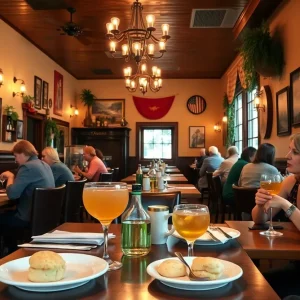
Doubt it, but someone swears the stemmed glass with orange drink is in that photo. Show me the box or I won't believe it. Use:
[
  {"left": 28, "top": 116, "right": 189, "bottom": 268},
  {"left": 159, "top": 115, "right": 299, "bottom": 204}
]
[
  {"left": 260, "top": 174, "right": 283, "bottom": 237},
  {"left": 83, "top": 182, "right": 129, "bottom": 270},
  {"left": 173, "top": 204, "right": 210, "bottom": 256}
]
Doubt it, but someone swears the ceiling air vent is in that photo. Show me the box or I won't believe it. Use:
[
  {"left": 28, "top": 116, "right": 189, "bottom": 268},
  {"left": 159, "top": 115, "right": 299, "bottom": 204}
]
[
  {"left": 92, "top": 69, "right": 113, "bottom": 75},
  {"left": 190, "top": 8, "right": 244, "bottom": 28},
  {"left": 25, "top": 0, "right": 68, "bottom": 10}
]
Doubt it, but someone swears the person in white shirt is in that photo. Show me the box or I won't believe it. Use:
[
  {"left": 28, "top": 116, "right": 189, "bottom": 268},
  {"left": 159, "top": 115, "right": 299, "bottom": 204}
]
[{"left": 213, "top": 146, "right": 239, "bottom": 184}]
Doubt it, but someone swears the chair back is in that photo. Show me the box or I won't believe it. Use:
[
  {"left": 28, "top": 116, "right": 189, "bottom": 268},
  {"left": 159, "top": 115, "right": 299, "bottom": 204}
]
[
  {"left": 31, "top": 185, "right": 66, "bottom": 236},
  {"left": 112, "top": 167, "right": 120, "bottom": 182},
  {"left": 99, "top": 172, "right": 113, "bottom": 182},
  {"left": 212, "top": 175, "right": 223, "bottom": 202},
  {"left": 232, "top": 184, "right": 257, "bottom": 220},
  {"left": 206, "top": 171, "right": 217, "bottom": 204},
  {"left": 64, "top": 178, "right": 87, "bottom": 222}
]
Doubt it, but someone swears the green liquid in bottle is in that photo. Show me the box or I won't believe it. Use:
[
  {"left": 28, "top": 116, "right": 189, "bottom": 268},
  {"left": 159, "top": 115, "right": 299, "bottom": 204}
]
[{"left": 121, "top": 220, "right": 151, "bottom": 256}]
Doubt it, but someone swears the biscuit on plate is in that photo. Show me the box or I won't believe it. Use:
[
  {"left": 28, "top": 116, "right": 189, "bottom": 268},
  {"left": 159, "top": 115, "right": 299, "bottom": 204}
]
[
  {"left": 28, "top": 251, "right": 66, "bottom": 282},
  {"left": 157, "top": 259, "right": 186, "bottom": 278},
  {"left": 191, "top": 257, "right": 224, "bottom": 280}
]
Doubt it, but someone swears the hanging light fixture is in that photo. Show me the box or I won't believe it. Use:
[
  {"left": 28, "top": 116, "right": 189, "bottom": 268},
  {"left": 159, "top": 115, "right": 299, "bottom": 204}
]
[
  {"left": 124, "top": 63, "right": 162, "bottom": 94},
  {"left": 106, "top": 0, "right": 170, "bottom": 64}
]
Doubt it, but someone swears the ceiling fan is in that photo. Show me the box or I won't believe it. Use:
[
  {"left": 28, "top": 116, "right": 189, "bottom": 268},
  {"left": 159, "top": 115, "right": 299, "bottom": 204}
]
[{"left": 57, "top": 7, "right": 83, "bottom": 37}]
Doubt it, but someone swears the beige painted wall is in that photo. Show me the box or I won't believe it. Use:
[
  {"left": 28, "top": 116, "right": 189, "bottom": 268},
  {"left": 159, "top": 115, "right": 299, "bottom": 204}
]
[
  {"left": 0, "top": 20, "right": 77, "bottom": 151},
  {"left": 220, "top": 0, "right": 300, "bottom": 158},
  {"left": 75, "top": 79, "right": 224, "bottom": 157}
]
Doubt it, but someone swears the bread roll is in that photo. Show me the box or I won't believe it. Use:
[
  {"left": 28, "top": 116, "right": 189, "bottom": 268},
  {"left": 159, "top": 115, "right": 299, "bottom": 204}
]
[
  {"left": 191, "top": 257, "right": 224, "bottom": 280},
  {"left": 28, "top": 251, "right": 66, "bottom": 282},
  {"left": 157, "top": 259, "right": 186, "bottom": 278}
]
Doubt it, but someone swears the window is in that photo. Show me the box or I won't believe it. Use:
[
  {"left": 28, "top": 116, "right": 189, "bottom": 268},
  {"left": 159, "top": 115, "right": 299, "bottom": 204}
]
[
  {"left": 233, "top": 85, "right": 259, "bottom": 151},
  {"left": 136, "top": 122, "right": 178, "bottom": 163},
  {"left": 143, "top": 129, "right": 172, "bottom": 159}
]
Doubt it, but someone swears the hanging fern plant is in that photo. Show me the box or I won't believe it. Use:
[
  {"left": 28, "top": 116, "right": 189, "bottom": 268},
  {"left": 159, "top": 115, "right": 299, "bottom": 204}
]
[
  {"left": 223, "top": 94, "right": 235, "bottom": 148},
  {"left": 239, "top": 22, "right": 284, "bottom": 90},
  {"left": 45, "top": 119, "right": 60, "bottom": 149}
]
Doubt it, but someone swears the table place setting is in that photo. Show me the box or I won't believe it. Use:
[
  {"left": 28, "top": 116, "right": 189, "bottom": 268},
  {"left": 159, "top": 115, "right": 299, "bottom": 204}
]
[{"left": 18, "top": 230, "right": 116, "bottom": 250}]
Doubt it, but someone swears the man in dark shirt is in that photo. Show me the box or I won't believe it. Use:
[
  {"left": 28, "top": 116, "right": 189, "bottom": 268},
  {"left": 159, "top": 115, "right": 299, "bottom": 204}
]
[{"left": 196, "top": 148, "right": 208, "bottom": 169}]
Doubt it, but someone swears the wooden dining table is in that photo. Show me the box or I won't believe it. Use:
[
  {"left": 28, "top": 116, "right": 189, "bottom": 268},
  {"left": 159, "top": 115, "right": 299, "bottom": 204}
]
[
  {"left": 0, "top": 223, "right": 279, "bottom": 299},
  {"left": 142, "top": 167, "right": 181, "bottom": 174},
  {"left": 121, "top": 174, "right": 189, "bottom": 184},
  {"left": 226, "top": 221, "right": 300, "bottom": 260},
  {"left": 0, "top": 194, "right": 10, "bottom": 208}
]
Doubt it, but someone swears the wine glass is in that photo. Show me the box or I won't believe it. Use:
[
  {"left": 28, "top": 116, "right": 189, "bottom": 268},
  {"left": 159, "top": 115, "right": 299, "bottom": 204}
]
[
  {"left": 259, "top": 174, "right": 283, "bottom": 237},
  {"left": 173, "top": 204, "right": 210, "bottom": 256},
  {"left": 83, "top": 182, "right": 129, "bottom": 270}
]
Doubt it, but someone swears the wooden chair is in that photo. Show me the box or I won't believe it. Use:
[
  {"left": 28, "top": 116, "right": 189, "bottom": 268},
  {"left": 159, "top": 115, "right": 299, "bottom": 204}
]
[
  {"left": 206, "top": 171, "right": 218, "bottom": 219},
  {"left": 99, "top": 172, "right": 113, "bottom": 182},
  {"left": 31, "top": 185, "right": 66, "bottom": 236},
  {"left": 212, "top": 175, "right": 234, "bottom": 223},
  {"left": 63, "top": 178, "right": 87, "bottom": 222},
  {"left": 232, "top": 184, "right": 257, "bottom": 220}
]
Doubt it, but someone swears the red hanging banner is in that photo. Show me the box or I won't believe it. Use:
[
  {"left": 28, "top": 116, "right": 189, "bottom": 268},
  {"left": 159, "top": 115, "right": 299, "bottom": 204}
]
[{"left": 133, "top": 95, "right": 175, "bottom": 119}]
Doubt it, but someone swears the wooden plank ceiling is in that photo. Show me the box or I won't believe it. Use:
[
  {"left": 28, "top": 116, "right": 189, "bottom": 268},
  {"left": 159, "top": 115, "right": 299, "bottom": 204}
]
[{"left": 0, "top": 0, "right": 257, "bottom": 80}]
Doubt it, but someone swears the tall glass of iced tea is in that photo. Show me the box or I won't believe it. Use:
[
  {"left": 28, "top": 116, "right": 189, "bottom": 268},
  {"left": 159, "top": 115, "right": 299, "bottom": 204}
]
[
  {"left": 173, "top": 204, "right": 210, "bottom": 256},
  {"left": 83, "top": 182, "right": 129, "bottom": 270}
]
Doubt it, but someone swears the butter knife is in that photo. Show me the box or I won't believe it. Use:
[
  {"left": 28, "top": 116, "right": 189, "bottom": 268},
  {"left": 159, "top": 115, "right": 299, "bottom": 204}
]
[
  {"left": 206, "top": 230, "right": 221, "bottom": 242},
  {"left": 217, "top": 227, "right": 233, "bottom": 239}
]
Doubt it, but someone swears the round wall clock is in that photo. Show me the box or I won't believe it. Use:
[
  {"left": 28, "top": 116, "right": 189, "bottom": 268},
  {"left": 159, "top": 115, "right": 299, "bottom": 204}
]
[{"left": 186, "top": 95, "right": 207, "bottom": 115}]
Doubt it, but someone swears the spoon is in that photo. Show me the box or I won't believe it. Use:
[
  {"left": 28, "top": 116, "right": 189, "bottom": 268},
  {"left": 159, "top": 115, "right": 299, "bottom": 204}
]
[{"left": 174, "top": 252, "right": 209, "bottom": 281}]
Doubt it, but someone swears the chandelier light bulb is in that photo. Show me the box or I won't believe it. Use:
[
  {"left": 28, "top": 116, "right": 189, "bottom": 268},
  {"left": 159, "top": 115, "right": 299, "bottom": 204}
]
[
  {"left": 122, "top": 44, "right": 129, "bottom": 56},
  {"left": 141, "top": 64, "right": 147, "bottom": 73},
  {"left": 127, "top": 67, "right": 132, "bottom": 76},
  {"left": 158, "top": 78, "right": 162, "bottom": 87},
  {"left": 154, "top": 80, "right": 158, "bottom": 88},
  {"left": 125, "top": 78, "right": 131, "bottom": 87},
  {"left": 133, "top": 42, "right": 141, "bottom": 56},
  {"left": 159, "top": 41, "right": 166, "bottom": 51},
  {"left": 146, "top": 14, "right": 155, "bottom": 28},
  {"left": 162, "top": 24, "right": 169, "bottom": 36},
  {"left": 111, "top": 17, "right": 120, "bottom": 30},
  {"left": 110, "top": 41, "right": 116, "bottom": 52},
  {"left": 130, "top": 80, "right": 136, "bottom": 88},
  {"left": 147, "top": 44, "right": 155, "bottom": 55},
  {"left": 152, "top": 66, "right": 157, "bottom": 76},
  {"left": 106, "top": 23, "right": 113, "bottom": 34},
  {"left": 156, "top": 68, "right": 161, "bottom": 77}
]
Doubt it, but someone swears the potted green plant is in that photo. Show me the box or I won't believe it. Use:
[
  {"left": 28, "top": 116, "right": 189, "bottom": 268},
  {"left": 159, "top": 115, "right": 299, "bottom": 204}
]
[
  {"left": 22, "top": 95, "right": 36, "bottom": 113},
  {"left": 45, "top": 118, "right": 60, "bottom": 149},
  {"left": 4, "top": 105, "right": 19, "bottom": 121},
  {"left": 80, "top": 89, "right": 96, "bottom": 127},
  {"left": 239, "top": 22, "right": 284, "bottom": 90}
]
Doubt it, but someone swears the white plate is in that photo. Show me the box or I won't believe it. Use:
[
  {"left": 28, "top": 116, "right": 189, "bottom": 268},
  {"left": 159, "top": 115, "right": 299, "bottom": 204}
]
[
  {"left": 0, "top": 253, "right": 108, "bottom": 292},
  {"left": 147, "top": 257, "right": 243, "bottom": 290},
  {"left": 173, "top": 227, "right": 240, "bottom": 245}
]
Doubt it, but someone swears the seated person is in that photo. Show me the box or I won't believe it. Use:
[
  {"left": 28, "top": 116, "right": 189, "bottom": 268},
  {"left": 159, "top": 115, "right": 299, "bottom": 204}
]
[
  {"left": 222, "top": 146, "right": 257, "bottom": 205},
  {"left": 213, "top": 146, "right": 239, "bottom": 184},
  {"left": 42, "top": 147, "right": 74, "bottom": 187},
  {"left": 196, "top": 148, "right": 208, "bottom": 169},
  {"left": 74, "top": 146, "right": 107, "bottom": 182},
  {"left": 95, "top": 148, "right": 107, "bottom": 167},
  {"left": 0, "top": 140, "right": 55, "bottom": 251},
  {"left": 198, "top": 146, "right": 224, "bottom": 191},
  {"left": 239, "top": 143, "right": 281, "bottom": 188}
]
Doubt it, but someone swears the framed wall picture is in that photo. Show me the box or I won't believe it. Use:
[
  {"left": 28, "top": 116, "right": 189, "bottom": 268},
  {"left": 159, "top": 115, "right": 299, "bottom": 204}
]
[
  {"left": 17, "top": 120, "right": 23, "bottom": 139},
  {"left": 276, "top": 86, "right": 290, "bottom": 136},
  {"left": 92, "top": 99, "right": 125, "bottom": 125},
  {"left": 290, "top": 67, "right": 300, "bottom": 127},
  {"left": 42, "top": 81, "right": 49, "bottom": 109},
  {"left": 54, "top": 70, "right": 63, "bottom": 116},
  {"left": 189, "top": 126, "right": 205, "bottom": 148},
  {"left": 34, "top": 76, "right": 42, "bottom": 109}
]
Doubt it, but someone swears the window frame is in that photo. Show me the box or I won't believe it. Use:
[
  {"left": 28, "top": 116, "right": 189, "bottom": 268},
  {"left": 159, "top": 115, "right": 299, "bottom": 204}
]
[{"left": 136, "top": 122, "right": 178, "bottom": 165}]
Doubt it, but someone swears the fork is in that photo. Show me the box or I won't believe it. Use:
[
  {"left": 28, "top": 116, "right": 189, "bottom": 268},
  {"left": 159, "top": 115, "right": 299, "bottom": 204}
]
[
  {"left": 210, "top": 225, "right": 233, "bottom": 239},
  {"left": 174, "top": 252, "right": 209, "bottom": 281},
  {"left": 206, "top": 229, "right": 221, "bottom": 242}
]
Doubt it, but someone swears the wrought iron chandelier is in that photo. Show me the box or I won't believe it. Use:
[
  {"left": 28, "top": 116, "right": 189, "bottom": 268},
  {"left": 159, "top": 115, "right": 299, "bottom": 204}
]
[
  {"left": 105, "top": 0, "right": 170, "bottom": 64},
  {"left": 123, "top": 63, "right": 162, "bottom": 94}
]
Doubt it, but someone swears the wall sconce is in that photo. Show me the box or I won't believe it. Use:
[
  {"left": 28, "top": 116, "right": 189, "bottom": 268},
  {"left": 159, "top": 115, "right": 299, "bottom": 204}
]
[
  {"left": 0, "top": 69, "right": 3, "bottom": 87},
  {"left": 222, "top": 113, "right": 227, "bottom": 123},
  {"left": 12, "top": 76, "right": 26, "bottom": 97},
  {"left": 254, "top": 91, "right": 265, "bottom": 112},
  {"left": 70, "top": 105, "right": 79, "bottom": 118},
  {"left": 214, "top": 122, "right": 221, "bottom": 132}
]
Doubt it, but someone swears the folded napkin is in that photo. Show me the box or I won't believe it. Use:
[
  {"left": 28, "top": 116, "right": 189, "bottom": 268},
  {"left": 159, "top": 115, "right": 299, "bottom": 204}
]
[
  {"left": 18, "top": 243, "right": 98, "bottom": 251},
  {"left": 175, "top": 186, "right": 196, "bottom": 190},
  {"left": 31, "top": 230, "right": 115, "bottom": 246},
  {"left": 202, "top": 229, "right": 228, "bottom": 244},
  {"left": 169, "top": 174, "right": 183, "bottom": 177}
]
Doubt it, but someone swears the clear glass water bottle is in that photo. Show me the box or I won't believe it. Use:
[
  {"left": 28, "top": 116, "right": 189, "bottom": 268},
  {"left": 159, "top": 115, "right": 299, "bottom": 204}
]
[
  {"left": 136, "top": 164, "right": 143, "bottom": 185},
  {"left": 121, "top": 184, "right": 151, "bottom": 256}
]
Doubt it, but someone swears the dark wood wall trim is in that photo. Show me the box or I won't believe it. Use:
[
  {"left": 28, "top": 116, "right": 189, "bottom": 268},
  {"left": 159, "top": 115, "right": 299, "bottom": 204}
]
[{"left": 135, "top": 122, "right": 178, "bottom": 166}]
